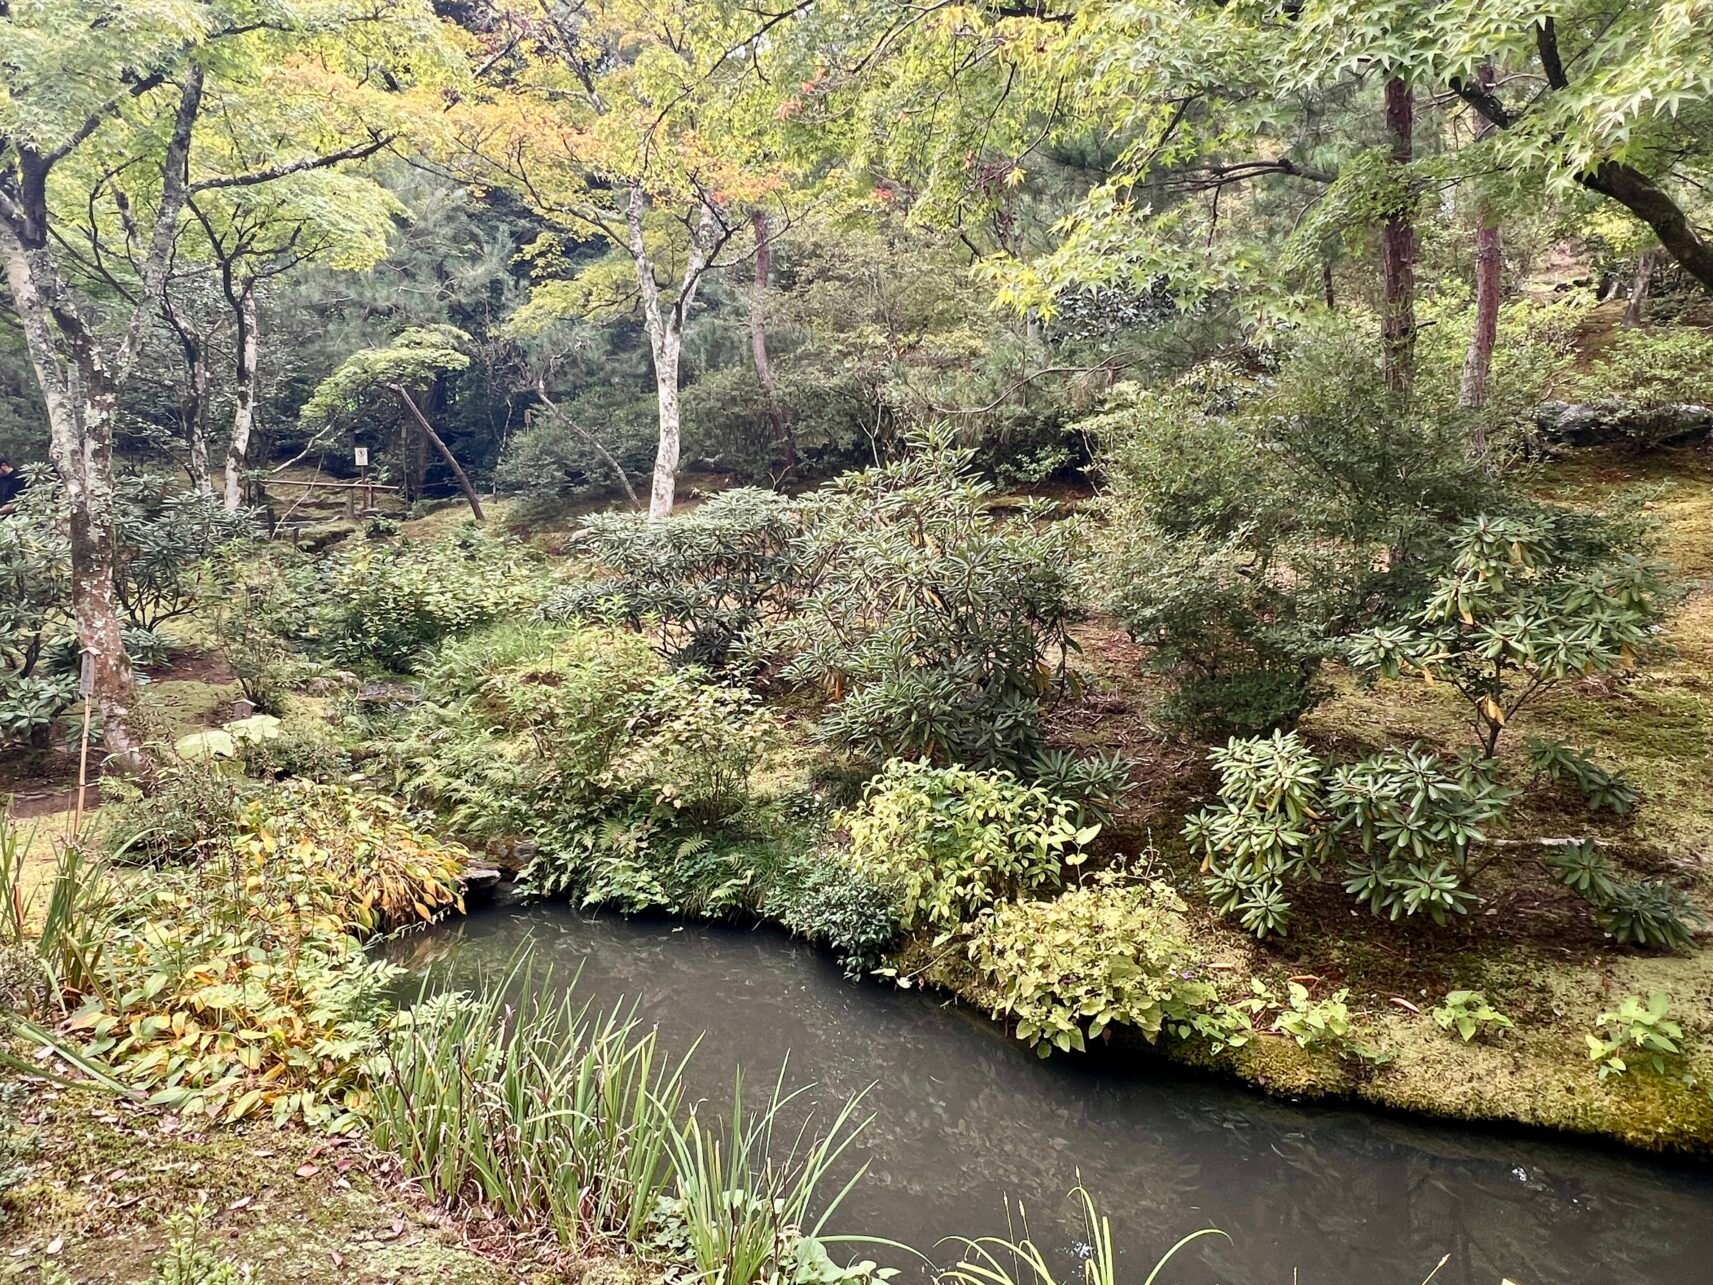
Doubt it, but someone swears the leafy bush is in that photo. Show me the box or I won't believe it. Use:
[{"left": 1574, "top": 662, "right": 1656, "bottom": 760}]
[
  {"left": 1268, "top": 983, "right": 1356, "bottom": 1054},
  {"left": 0, "top": 671, "right": 78, "bottom": 749},
  {"left": 1586, "top": 992, "right": 1694, "bottom": 1083},
  {"left": 101, "top": 761, "right": 252, "bottom": 866},
  {"left": 1186, "top": 732, "right": 1513, "bottom": 937},
  {"left": 113, "top": 478, "right": 255, "bottom": 631},
  {"left": 317, "top": 526, "right": 546, "bottom": 671},
  {"left": 239, "top": 726, "right": 353, "bottom": 783},
  {"left": 1526, "top": 738, "right": 1640, "bottom": 815},
  {"left": 1352, "top": 510, "right": 1667, "bottom": 756},
  {"left": 59, "top": 868, "right": 400, "bottom": 1127},
  {"left": 768, "top": 853, "right": 902, "bottom": 979},
  {"left": 1431, "top": 990, "right": 1514, "bottom": 1042},
  {"left": 837, "top": 759, "right": 1097, "bottom": 933},
  {"left": 229, "top": 783, "right": 467, "bottom": 935},
  {"left": 1564, "top": 326, "right": 1713, "bottom": 443},
  {"left": 544, "top": 487, "right": 802, "bottom": 667},
  {"left": 968, "top": 876, "right": 1227, "bottom": 1056},
  {"left": 387, "top": 624, "right": 781, "bottom": 899},
  {"left": 1597, "top": 880, "right": 1705, "bottom": 950},
  {"left": 208, "top": 546, "right": 319, "bottom": 713},
  {"left": 758, "top": 433, "right": 1081, "bottom": 769},
  {"left": 1082, "top": 324, "right": 1508, "bottom": 736}
]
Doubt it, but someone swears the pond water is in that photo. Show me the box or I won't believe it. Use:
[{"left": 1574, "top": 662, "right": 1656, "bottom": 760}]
[{"left": 392, "top": 902, "right": 1713, "bottom": 1285}]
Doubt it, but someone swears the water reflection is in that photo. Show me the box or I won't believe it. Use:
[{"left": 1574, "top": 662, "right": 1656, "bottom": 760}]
[{"left": 390, "top": 906, "right": 1713, "bottom": 1285}]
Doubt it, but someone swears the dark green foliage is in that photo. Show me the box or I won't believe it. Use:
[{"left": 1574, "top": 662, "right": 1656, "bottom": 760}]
[
  {"left": 543, "top": 488, "right": 802, "bottom": 667},
  {"left": 1544, "top": 840, "right": 1621, "bottom": 903},
  {"left": 1526, "top": 738, "right": 1641, "bottom": 815},
  {"left": 759, "top": 434, "right": 1082, "bottom": 769},
  {"left": 100, "top": 762, "right": 251, "bottom": 866},
  {"left": 1186, "top": 733, "right": 1514, "bottom": 937},
  {"left": 1084, "top": 324, "right": 1510, "bottom": 736},
  {"left": 112, "top": 479, "right": 255, "bottom": 632},
  {"left": 767, "top": 855, "right": 901, "bottom": 979},
  {"left": 316, "top": 526, "right": 545, "bottom": 672},
  {"left": 1544, "top": 840, "right": 1704, "bottom": 952},
  {"left": 240, "top": 728, "right": 354, "bottom": 784},
  {"left": 1598, "top": 882, "right": 1706, "bottom": 951}
]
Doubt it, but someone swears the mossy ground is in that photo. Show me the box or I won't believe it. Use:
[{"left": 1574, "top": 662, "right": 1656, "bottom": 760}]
[{"left": 0, "top": 1073, "right": 636, "bottom": 1284}]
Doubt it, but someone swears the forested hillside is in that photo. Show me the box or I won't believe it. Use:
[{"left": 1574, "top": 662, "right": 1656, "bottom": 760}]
[{"left": 4, "top": 2, "right": 1713, "bottom": 1281}]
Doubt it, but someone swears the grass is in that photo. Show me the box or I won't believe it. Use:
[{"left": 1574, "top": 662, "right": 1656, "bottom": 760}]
[{"left": 373, "top": 965, "right": 877, "bottom": 1281}]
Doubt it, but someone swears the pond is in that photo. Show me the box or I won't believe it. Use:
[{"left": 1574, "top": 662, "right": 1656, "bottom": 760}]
[{"left": 391, "top": 902, "right": 1713, "bottom": 1285}]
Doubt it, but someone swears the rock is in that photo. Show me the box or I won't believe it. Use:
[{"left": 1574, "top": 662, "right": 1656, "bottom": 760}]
[
  {"left": 460, "top": 867, "right": 505, "bottom": 904},
  {"left": 1535, "top": 399, "right": 1713, "bottom": 449}
]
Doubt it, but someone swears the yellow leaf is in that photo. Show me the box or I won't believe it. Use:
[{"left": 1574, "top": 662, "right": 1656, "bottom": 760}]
[{"left": 1481, "top": 697, "right": 1506, "bottom": 725}]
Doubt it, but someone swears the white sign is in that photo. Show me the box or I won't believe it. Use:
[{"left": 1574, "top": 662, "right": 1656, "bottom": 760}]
[{"left": 354, "top": 447, "right": 370, "bottom": 467}]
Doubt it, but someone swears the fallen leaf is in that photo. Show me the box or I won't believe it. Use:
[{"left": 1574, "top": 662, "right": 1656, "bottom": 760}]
[
  {"left": 227, "top": 1196, "right": 253, "bottom": 1212},
  {"left": 1389, "top": 997, "right": 1422, "bottom": 1015},
  {"left": 295, "top": 1163, "right": 320, "bottom": 1179},
  {"left": 45, "top": 1237, "right": 64, "bottom": 1256}
]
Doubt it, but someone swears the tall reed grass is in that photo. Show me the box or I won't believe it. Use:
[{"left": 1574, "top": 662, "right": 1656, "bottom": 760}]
[{"left": 370, "top": 965, "right": 874, "bottom": 1285}]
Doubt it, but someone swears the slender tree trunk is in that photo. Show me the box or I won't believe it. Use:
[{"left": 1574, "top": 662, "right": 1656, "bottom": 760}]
[
  {"left": 535, "top": 379, "right": 638, "bottom": 506},
  {"left": 1624, "top": 248, "right": 1658, "bottom": 327},
  {"left": 748, "top": 209, "right": 796, "bottom": 479},
  {"left": 646, "top": 338, "right": 682, "bottom": 518},
  {"left": 389, "top": 384, "right": 484, "bottom": 520},
  {"left": 178, "top": 333, "right": 212, "bottom": 496},
  {"left": 1380, "top": 76, "right": 1418, "bottom": 390},
  {"left": 626, "top": 184, "right": 721, "bottom": 519},
  {"left": 223, "top": 285, "right": 258, "bottom": 511},
  {"left": 1460, "top": 64, "right": 1502, "bottom": 416}
]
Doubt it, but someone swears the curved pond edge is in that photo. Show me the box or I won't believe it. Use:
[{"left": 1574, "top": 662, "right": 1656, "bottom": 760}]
[{"left": 446, "top": 879, "right": 1713, "bottom": 1159}]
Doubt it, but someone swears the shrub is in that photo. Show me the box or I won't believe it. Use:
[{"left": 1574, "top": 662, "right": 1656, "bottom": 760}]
[
  {"left": 837, "top": 760, "right": 1097, "bottom": 933},
  {"left": 1081, "top": 324, "right": 1508, "bottom": 736},
  {"left": 1268, "top": 983, "right": 1357, "bottom": 1054},
  {"left": 545, "top": 487, "right": 802, "bottom": 667},
  {"left": 239, "top": 726, "right": 353, "bottom": 783},
  {"left": 1431, "top": 990, "right": 1514, "bottom": 1043},
  {"left": 208, "top": 546, "right": 318, "bottom": 713},
  {"left": 1185, "top": 732, "right": 1513, "bottom": 938},
  {"left": 100, "top": 760, "right": 252, "bottom": 866},
  {"left": 111, "top": 477, "right": 256, "bottom": 632},
  {"left": 1351, "top": 510, "right": 1667, "bottom": 756},
  {"left": 317, "top": 526, "right": 545, "bottom": 671},
  {"left": 968, "top": 876, "right": 1222, "bottom": 1056},
  {"left": 1586, "top": 992, "right": 1693, "bottom": 1083},
  {"left": 390, "top": 624, "right": 781, "bottom": 898},
  {"left": 759, "top": 432, "right": 1081, "bottom": 769},
  {"left": 231, "top": 782, "right": 468, "bottom": 936},
  {"left": 1597, "top": 880, "right": 1705, "bottom": 951},
  {"left": 1526, "top": 738, "right": 1640, "bottom": 815},
  {"left": 768, "top": 854, "right": 902, "bottom": 979}
]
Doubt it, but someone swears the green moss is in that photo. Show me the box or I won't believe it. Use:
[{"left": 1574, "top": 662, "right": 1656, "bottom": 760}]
[{"left": 140, "top": 677, "right": 241, "bottom": 739}]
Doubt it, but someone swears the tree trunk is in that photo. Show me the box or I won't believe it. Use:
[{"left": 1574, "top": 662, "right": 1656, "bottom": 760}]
[
  {"left": 1, "top": 234, "right": 143, "bottom": 768},
  {"left": 1624, "top": 248, "right": 1658, "bottom": 327},
  {"left": 647, "top": 337, "right": 683, "bottom": 519},
  {"left": 389, "top": 384, "right": 484, "bottom": 520},
  {"left": 179, "top": 333, "right": 212, "bottom": 496},
  {"left": 224, "top": 285, "right": 259, "bottom": 511},
  {"left": 1380, "top": 76, "right": 1418, "bottom": 390},
  {"left": 535, "top": 379, "right": 638, "bottom": 506},
  {"left": 1460, "top": 65, "right": 1502, "bottom": 416},
  {"left": 748, "top": 208, "right": 796, "bottom": 479},
  {"left": 626, "top": 184, "right": 721, "bottom": 519}
]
